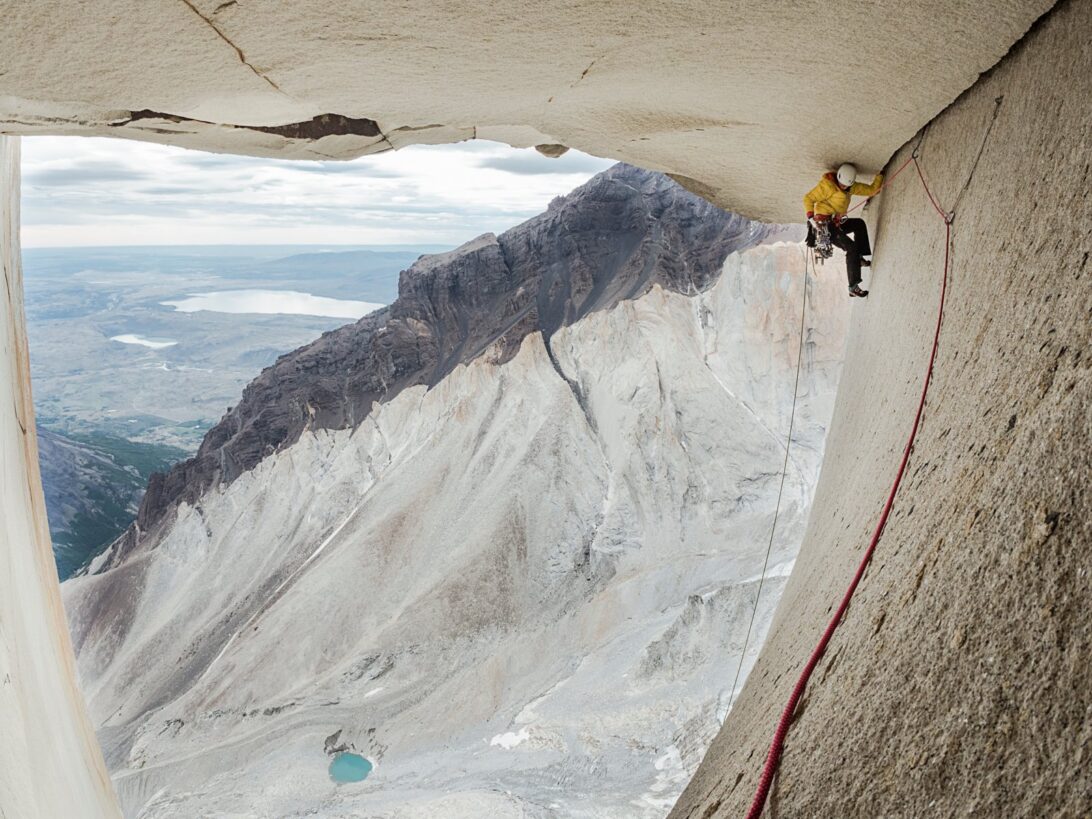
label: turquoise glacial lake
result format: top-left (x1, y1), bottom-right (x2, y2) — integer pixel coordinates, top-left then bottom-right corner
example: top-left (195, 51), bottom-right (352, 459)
top-left (329, 752), bottom-right (373, 783)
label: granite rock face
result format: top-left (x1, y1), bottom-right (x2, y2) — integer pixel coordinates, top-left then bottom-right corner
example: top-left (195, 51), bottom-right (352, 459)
top-left (0, 2), bottom-right (1080, 818)
top-left (121, 164), bottom-right (786, 560)
top-left (0, 1), bottom-right (1053, 221)
top-left (670, 2), bottom-right (1092, 816)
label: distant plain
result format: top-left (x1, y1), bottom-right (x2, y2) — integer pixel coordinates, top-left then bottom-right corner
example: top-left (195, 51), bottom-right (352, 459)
top-left (24, 244), bottom-right (443, 448)
top-left (25, 244), bottom-right (444, 575)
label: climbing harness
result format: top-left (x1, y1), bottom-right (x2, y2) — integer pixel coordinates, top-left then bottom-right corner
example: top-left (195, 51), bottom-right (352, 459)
top-left (742, 147), bottom-right (956, 819)
top-left (812, 220), bottom-right (834, 262)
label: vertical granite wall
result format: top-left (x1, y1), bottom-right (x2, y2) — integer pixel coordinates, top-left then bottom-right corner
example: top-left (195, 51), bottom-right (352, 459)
top-left (671, 1), bottom-right (1091, 815)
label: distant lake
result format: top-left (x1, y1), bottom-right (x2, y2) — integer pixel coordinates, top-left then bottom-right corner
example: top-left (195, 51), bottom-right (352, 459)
top-left (161, 289), bottom-right (384, 319)
top-left (110, 334), bottom-right (178, 349)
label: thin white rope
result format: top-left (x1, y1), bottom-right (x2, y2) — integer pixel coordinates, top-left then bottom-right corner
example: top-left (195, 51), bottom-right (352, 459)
top-left (725, 244), bottom-right (811, 713)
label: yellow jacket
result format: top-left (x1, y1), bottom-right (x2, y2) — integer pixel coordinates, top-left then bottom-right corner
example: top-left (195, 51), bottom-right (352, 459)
top-left (803, 172), bottom-right (883, 217)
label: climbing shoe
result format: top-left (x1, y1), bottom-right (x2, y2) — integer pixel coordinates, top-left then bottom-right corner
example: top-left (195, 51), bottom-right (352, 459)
top-left (849, 286), bottom-right (869, 298)
top-left (861, 258), bottom-right (872, 267)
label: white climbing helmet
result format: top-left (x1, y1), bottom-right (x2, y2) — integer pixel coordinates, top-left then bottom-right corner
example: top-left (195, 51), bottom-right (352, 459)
top-left (836, 163), bottom-right (857, 188)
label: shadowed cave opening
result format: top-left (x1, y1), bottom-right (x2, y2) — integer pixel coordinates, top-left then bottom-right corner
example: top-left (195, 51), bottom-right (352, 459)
top-left (4, 4), bottom-right (1086, 817)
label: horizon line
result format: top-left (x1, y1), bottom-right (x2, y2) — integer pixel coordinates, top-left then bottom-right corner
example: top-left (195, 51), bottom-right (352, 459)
top-left (20, 241), bottom-right (455, 251)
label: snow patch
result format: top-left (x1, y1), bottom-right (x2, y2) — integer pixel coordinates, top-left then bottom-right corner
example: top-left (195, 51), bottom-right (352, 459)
top-left (634, 745), bottom-right (688, 811)
top-left (489, 728), bottom-right (531, 750)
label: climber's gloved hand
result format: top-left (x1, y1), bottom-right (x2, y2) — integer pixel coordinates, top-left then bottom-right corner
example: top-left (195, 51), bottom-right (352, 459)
top-left (813, 213), bottom-right (829, 223)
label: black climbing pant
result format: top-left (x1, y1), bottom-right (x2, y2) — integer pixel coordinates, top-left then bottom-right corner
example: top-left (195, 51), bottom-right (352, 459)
top-left (829, 217), bottom-right (872, 288)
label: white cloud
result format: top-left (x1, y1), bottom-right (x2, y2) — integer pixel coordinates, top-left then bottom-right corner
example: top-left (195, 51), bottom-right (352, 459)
top-left (19, 137), bottom-right (616, 248)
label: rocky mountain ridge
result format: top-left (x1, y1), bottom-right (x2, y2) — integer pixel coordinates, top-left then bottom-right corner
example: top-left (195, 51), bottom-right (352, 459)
top-left (115, 165), bottom-right (790, 565)
top-left (63, 165), bottom-right (847, 818)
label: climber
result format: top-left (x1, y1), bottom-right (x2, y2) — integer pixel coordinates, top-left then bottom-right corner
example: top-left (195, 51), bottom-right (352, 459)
top-left (804, 163), bottom-right (883, 297)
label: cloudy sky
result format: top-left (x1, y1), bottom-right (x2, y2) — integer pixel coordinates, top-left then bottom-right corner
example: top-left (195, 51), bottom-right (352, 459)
top-left (20, 137), bottom-right (615, 248)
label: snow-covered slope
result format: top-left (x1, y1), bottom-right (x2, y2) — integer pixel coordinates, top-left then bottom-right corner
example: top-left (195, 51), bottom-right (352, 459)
top-left (63, 171), bottom-right (847, 817)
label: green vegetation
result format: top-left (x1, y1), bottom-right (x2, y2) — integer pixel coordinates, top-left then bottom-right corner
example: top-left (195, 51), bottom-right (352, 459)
top-left (68, 431), bottom-right (188, 477)
top-left (40, 427), bottom-right (187, 579)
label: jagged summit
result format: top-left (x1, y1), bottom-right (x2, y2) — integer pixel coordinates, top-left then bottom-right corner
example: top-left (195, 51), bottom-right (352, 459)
top-left (61, 170), bottom-right (843, 816)
top-left (120, 164), bottom-right (789, 561)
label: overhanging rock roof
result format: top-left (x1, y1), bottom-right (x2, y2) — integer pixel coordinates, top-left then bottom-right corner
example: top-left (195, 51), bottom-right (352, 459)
top-left (0, 0), bottom-right (1054, 221)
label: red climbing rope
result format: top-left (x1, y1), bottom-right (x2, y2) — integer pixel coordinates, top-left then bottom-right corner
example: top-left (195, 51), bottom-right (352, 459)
top-left (744, 154), bottom-right (953, 819)
top-left (845, 152), bottom-right (916, 215)
top-left (914, 155), bottom-right (951, 221)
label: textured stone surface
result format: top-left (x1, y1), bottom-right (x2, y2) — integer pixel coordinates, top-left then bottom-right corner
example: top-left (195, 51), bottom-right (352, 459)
top-left (118, 165), bottom-right (789, 558)
top-left (0, 0), bottom-right (1053, 221)
top-left (670, 2), bottom-right (1091, 816)
top-left (0, 0), bottom-right (1084, 816)
top-left (0, 138), bottom-right (119, 816)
